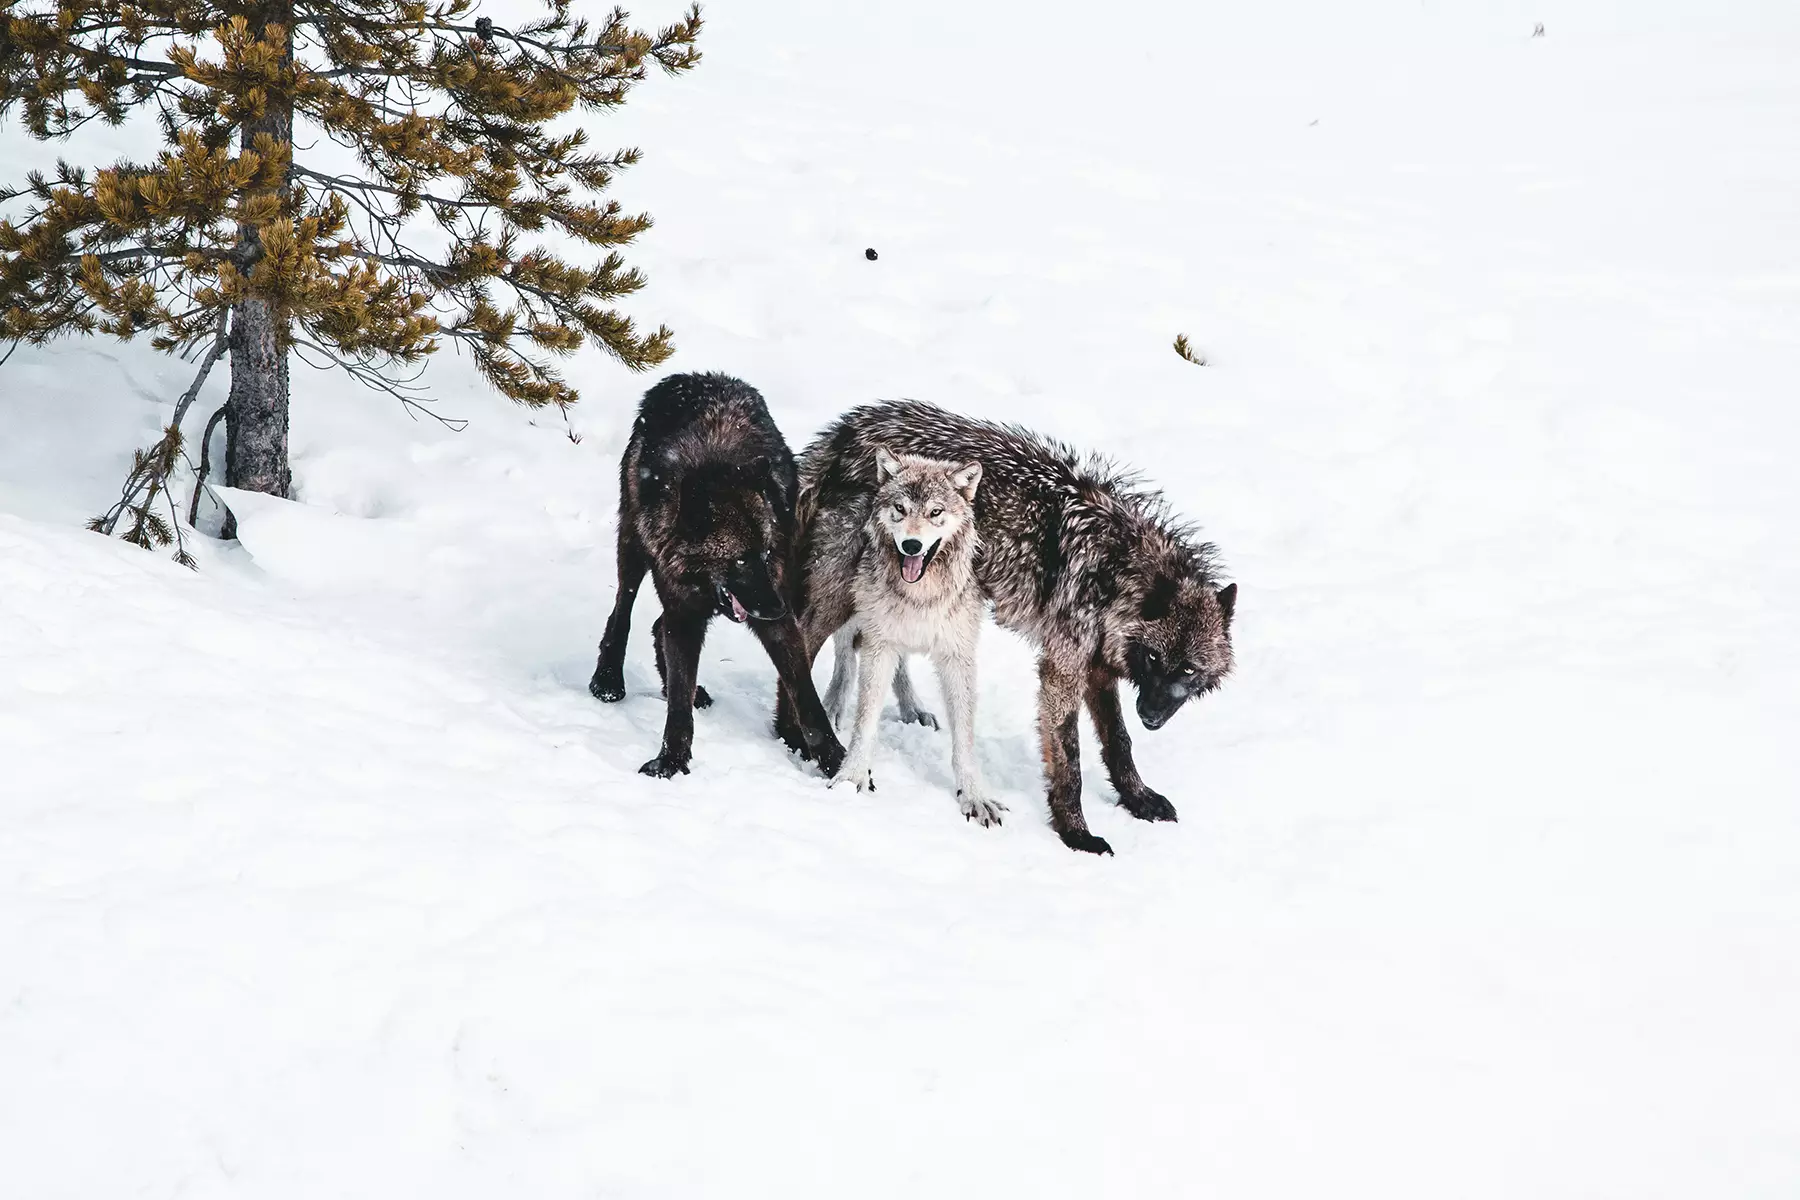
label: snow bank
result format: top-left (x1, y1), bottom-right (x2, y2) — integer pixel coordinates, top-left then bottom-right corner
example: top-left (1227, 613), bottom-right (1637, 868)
top-left (4, 2), bottom-right (1798, 1196)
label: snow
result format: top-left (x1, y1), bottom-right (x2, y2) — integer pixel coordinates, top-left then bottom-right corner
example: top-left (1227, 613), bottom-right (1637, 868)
top-left (5, 2), bottom-right (1800, 1196)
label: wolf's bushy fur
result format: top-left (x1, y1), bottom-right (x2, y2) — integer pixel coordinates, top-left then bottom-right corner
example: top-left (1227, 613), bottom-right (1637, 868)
top-left (795, 401), bottom-right (1235, 855)
top-left (590, 372), bottom-right (845, 779)
top-left (823, 450), bottom-right (1003, 826)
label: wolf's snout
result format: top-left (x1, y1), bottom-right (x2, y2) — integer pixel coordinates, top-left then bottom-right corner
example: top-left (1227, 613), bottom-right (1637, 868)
top-left (720, 560), bottom-right (786, 622)
top-left (1135, 684), bottom-right (1190, 731)
top-left (895, 536), bottom-right (933, 584)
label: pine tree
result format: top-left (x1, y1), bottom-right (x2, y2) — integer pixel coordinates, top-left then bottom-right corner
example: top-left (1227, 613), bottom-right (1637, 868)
top-left (0, 0), bottom-right (701, 554)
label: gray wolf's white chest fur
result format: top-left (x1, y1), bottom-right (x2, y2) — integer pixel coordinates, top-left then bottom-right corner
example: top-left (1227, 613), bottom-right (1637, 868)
top-left (851, 556), bottom-right (982, 659)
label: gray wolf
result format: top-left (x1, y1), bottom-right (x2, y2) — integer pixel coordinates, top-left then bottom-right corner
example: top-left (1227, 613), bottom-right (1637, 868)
top-left (589, 372), bottom-right (845, 779)
top-left (794, 401), bottom-right (1235, 855)
top-left (822, 448), bottom-right (1004, 826)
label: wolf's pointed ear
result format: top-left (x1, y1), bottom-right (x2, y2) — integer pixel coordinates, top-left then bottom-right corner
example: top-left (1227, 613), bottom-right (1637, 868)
top-left (951, 460), bottom-right (982, 501)
top-left (1216, 582), bottom-right (1237, 625)
top-left (874, 446), bottom-right (901, 481)
top-left (1141, 573), bottom-right (1177, 621)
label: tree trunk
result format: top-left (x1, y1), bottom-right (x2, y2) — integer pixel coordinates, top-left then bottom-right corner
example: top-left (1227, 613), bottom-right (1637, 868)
top-left (225, 297), bottom-right (290, 497)
top-left (225, 3), bottom-right (295, 499)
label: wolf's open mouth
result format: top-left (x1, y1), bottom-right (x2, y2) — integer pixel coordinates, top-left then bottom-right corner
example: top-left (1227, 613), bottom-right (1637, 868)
top-left (724, 591), bottom-right (749, 622)
top-left (896, 539), bottom-right (940, 584)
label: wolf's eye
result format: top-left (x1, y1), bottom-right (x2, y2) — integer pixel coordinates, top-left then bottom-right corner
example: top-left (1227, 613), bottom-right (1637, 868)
top-left (928, 508), bottom-right (944, 520)
top-left (1180, 664), bottom-right (1197, 677)
top-left (1143, 648), bottom-right (1161, 666)
top-left (891, 506), bottom-right (905, 521)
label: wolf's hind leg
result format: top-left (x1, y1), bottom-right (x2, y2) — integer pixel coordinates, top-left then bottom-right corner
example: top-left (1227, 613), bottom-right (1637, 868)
top-left (890, 658), bottom-right (939, 730)
top-left (822, 624), bottom-right (858, 729)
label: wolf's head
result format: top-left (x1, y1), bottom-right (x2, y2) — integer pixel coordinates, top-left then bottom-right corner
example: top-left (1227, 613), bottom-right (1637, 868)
top-left (1124, 565), bottom-right (1236, 731)
top-left (667, 458), bottom-right (790, 623)
top-left (868, 447), bottom-right (982, 584)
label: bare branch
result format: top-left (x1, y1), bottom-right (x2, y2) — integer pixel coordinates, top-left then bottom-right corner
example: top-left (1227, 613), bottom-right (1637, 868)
top-left (90, 309), bottom-right (230, 563)
top-left (290, 335), bottom-right (469, 431)
top-left (187, 403), bottom-right (229, 528)
top-left (290, 164), bottom-right (496, 212)
top-left (167, 309), bottom-right (232, 431)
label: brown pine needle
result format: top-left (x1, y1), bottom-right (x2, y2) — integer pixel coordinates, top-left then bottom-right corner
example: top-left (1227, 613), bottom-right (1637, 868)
top-left (1173, 333), bottom-right (1207, 366)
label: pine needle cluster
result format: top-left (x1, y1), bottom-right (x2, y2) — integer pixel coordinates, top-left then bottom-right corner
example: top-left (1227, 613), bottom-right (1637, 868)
top-left (1, 0), bottom-right (702, 410)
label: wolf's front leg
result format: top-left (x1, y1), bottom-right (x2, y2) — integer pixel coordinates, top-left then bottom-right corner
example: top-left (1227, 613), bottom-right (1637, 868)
top-left (778, 593), bottom-right (853, 760)
top-left (934, 641), bottom-right (1004, 827)
top-left (590, 532), bottom-right (648, 702)
top-left (833, 640), bottom-right (898, 793)
top-left (756, 615), bottom-right (846, 777)
top-left (641, 610), bottom-right (707, 778)
top-left (1038, 648), bottom-right (1111, 855)
top-left (653, 614), bottom-right (712, 709)
top-left (1086, 668), bottom-right (1175, 822)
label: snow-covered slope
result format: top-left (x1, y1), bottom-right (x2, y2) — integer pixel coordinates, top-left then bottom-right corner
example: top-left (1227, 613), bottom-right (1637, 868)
top-left (5, 3), bottom-right (1799, 1196)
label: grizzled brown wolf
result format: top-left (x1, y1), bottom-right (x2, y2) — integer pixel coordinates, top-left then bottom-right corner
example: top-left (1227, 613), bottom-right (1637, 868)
top-left (589, 373), bottom-right (845, 780)
top-left (794, 401), bottom-right (1235, 855)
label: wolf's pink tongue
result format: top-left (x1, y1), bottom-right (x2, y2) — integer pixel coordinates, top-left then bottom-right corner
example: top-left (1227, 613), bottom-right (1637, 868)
top-left (901, 554), bottom-right (926, 583)
top-left (730, 593), bottom-right (748, 622)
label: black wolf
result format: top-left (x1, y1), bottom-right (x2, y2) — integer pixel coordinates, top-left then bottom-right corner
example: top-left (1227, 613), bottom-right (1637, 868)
top-left (589, 373), bottom-right (846, 779)
top-left (794, 401), bottom-right (1235, 854)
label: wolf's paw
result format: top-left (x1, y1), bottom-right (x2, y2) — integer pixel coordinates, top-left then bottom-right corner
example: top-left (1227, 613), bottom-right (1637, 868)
top-left (693, 685), bottom-right (713, 709)
top-left (808, 732), bottom-right (847, 779)
top-left (899, 707), bottom-right (939, 731)
top-left (589, 672), bottom-right (625, 703)
top-left (958, 791), bottom-right (1007, 827)
top-left (1117, 787), bottom-right (1178, 823)
top-left (1058, 828), bottom-right (1115, 856)
top-left (828, 756), bottom-right (873, 792)
top-left (638, 753), bottom-right (690, 779)
top-left (776, 717), bottom-right (811, 757)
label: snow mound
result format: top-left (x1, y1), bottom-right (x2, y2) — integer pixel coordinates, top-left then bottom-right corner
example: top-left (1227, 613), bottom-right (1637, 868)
top-left (5, 4), bottom-right (1800, 1196)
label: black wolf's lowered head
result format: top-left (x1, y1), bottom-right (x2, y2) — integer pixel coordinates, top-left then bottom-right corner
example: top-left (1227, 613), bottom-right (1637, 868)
top-left (658, 460), bottom-right (792, 625)
top-left (717, 552), bottom-right (786, 623)
top-left (1126, 579), bottom-right (1236, 730)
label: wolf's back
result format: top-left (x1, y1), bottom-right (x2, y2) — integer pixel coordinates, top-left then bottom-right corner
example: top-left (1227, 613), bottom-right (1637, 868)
top-left (633, 372), bottom-right (792, 480)
top-left (792, 409), bottom-right (872, 549)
